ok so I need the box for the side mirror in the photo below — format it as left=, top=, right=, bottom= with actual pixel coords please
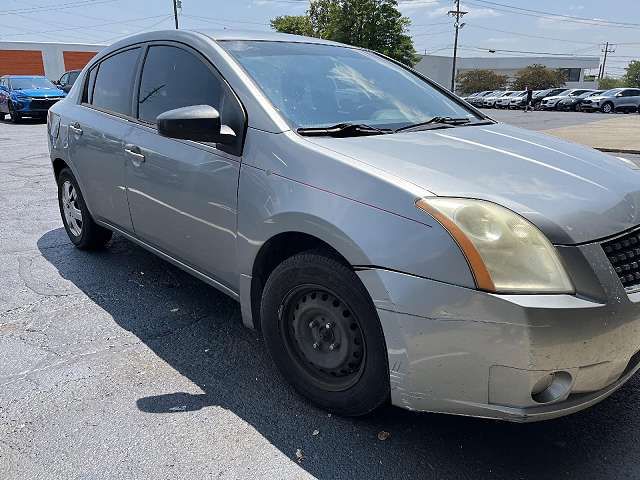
left=157, top=105, right=236, bottom=144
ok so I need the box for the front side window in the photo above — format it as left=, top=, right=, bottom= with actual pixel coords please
left=59, top=73, right=69, bottom=85
left=68, top=71, right=80, bottom=85
left=138, top=45, right=223, bottom=123
left=10, top=77, right=56, bottom=90
left=222, top=41, right=479, bottom=130
left=137, top=45, right=245, bottom=152
left=91, top=47, right=141, bottom=116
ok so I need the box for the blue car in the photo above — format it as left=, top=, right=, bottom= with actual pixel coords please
left=0, top=75, right=66, bottom=123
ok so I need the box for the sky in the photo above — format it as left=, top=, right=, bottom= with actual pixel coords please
left=1, top=0, right=639, bottom=78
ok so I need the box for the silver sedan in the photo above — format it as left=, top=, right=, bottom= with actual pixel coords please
left=47, top=30, right=640, bottom=422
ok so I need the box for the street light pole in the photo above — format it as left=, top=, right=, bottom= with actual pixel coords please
left=448, top=0, right=467, bottom=93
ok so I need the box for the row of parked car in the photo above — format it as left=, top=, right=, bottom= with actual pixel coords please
left=0, top=70, right=80, bottom=122
left=464, top=87, right=640, bottom=113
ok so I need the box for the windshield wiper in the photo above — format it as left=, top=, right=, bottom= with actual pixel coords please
left=394, top=116, right=474, bottom=133
left=297, top=123, right=393, bottom=138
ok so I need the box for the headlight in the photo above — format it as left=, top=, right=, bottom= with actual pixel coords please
left=416, top=198, right=574, bottom=293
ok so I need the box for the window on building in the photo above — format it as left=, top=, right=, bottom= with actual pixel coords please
left=560, top=68, right=581, bottom=82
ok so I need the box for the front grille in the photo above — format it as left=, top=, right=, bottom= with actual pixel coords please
left=602, top=229, right=640, bottom=290
left=29, top=98, right=61, bottom=110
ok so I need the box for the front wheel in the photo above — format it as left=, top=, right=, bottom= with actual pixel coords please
left=57, top=168, right=112, bottom=249
left=601, top=102, right=614, bottom=114
left=8, top=102, right=21, bottom=123
left=260, top=251, right=389, bottom=416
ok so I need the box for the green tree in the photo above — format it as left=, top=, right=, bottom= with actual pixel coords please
left=512, top=64, right=567, bottom=90
left=456, top=69, right=508, bottom=94
left=623, top=60, right=640, bottom=87
left=599, top=76, right=623, bottom=90
left=270, top=15, right=314, bottom=37
left=271, top=0, right=420, bottom=66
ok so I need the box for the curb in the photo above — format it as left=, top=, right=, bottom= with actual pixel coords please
left=595, top=148, right=640, bottom=155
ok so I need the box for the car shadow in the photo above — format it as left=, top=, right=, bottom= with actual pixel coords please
left=38, top=228, right=640, bottom=479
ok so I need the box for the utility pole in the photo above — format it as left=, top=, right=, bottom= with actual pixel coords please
left=599, top=42, right=615, bottom=80
left=448, top=0, right=467, bottom=92
left=173, top=0, right=180, bottom=29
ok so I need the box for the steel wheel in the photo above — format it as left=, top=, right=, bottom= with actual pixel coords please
left=61, top=180, right=83, bottom=237
left=279, top=285, right=366, bottom=392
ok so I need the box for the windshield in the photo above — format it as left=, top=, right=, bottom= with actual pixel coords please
left=10, top=77, right=56, bottom=90
left=222, top=41, right=479, bottom=130
left=601, top=88, right=623, bottom=96
left=578, top=91, right=596, bottom=98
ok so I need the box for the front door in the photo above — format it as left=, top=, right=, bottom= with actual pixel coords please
left=124, top=44, right=245, bottom=290
left=67, top=47, right=142, bottom=231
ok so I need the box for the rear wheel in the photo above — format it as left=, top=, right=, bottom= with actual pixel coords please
left=601, top=102, right=614, bottom=113
left=261, top=251, right=389, bottom=416
left=57, top=168, right=112, bottom=249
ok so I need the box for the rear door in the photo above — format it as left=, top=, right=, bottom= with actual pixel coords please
left=124, top=43, right=246, bottom=290
left=67, top=47, right=142, bottom=231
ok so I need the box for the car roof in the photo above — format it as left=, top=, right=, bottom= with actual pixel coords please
left=107, top=29, right=346, bottom=52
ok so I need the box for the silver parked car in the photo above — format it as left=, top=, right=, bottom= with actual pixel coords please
left=48, top=30, right=640, bottom=422
left=580, top=87, right=640, bottom=113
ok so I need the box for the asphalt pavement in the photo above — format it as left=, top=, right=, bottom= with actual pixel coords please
left=2, top=117, right=640, bottom=480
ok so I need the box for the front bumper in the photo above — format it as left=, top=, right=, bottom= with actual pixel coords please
left=13, top=97, right=62, bottom=114
left=358, top=243, right=640, bottom=422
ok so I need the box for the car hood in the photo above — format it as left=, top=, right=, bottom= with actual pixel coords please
left=12, top=88, right=65, bottom=98
left=305, top=123, right=640, bottom=244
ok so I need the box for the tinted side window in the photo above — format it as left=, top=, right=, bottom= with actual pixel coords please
left=138, top=45, right=222, bottom=123
left=91, top=48, right=141, bottom=116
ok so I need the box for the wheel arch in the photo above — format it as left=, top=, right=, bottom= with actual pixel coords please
left=52, top=157, right=69, bottom=179
left=248, top=230, right=357, bottom=332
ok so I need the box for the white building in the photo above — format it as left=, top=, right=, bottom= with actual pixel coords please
left=414, top=54, right=600, bottom=91
left=0, top=41, right=106, bottom=81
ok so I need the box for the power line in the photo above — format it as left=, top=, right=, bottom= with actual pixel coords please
left=468, top=0, right=640, bottom=29
left=0, top=0, right=117, bottom=16
left=459, top=45, right=595, bottom=57
left=0, top=14, right=171, bottom=39
left=464, top=24, right=600, bottom=46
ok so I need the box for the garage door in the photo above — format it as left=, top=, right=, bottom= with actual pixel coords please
left=0, top=50, right=45, bottom=76
left=63, top=51, right=97, bottom=71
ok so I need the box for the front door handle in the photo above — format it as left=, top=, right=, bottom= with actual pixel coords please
left=124, top=144, right=145, bottom=164
left=69, top=122, right=83, bottom=136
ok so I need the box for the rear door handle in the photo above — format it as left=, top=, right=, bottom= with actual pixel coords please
left=124, top=144, right=145, bottom=164
left=69, top=122, right=83, bottom=136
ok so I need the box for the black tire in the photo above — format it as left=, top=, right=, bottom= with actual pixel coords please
left=57, top=168, right=112, bottom=249
left=260, top=251, right=389, bottom=416
left=601, top=102, right=614, bottom=114
left=8, top=101, right=21, bottom=123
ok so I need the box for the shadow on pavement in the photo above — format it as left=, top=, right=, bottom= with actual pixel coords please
left=38, top=227, right=640, bottom=479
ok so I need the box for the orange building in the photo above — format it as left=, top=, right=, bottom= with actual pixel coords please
left=0, top=41, right=105, bottom=82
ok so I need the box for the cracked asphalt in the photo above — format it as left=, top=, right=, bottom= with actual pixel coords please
left=2, top=117, right=640, bottom=480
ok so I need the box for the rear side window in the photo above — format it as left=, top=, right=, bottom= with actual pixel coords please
left=137, top=45, right=223, bottom=123
left=91, top=47, right=141, bottom=116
